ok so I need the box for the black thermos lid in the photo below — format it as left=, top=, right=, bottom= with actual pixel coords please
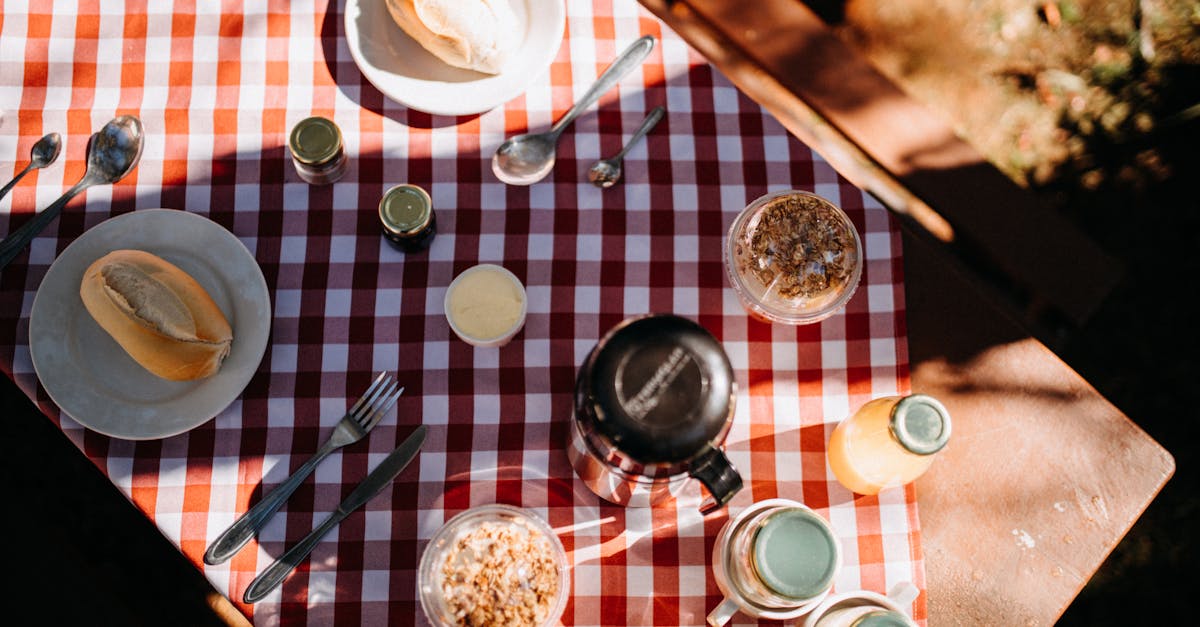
left=578, top=314, right=736, bottom=465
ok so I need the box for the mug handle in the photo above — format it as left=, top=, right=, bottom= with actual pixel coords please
left=692, top=448, right=744, bottom=514
left=707, top=597, right=741, bottom=627
left=888, top=581, right=920, bottom=606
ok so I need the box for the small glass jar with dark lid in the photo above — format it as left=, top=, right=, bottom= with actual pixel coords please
left=289, top=116, right=348, bottom=185
left=379, top=184, right=437, bottom=253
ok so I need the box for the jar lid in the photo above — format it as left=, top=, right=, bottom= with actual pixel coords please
left=889, top=394, right=951, bottom=455
left=580, top=315, right=735, bottom=464
left=380, top=184, right=433, bottom=236
left=289, top=116, right=342, bottom=165
left=852, top=610, right=916, bottom=627
left=751, top=508, right=839, bottom=600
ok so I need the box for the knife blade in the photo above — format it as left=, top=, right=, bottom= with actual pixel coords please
left=243, top=424, right=427, bottom=604
left=338, top=423, right=427, bottom=514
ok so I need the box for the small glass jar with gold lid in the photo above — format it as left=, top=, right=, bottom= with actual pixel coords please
left=379, top=184, right=437, bottom=253
left=288, top=116, right=348, bottom=185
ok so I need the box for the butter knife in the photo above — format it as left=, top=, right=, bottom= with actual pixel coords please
left=243, top=424, right=427, bottom=604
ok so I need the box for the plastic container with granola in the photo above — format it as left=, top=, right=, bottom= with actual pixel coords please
left=725, top=190, right=863, bottom=324
left=418, top=504, right=570, bottom=627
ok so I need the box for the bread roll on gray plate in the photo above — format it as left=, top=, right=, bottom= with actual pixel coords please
left=79, top=249, right=233, bottom=381
left=385, top=0, right=520, bottom=75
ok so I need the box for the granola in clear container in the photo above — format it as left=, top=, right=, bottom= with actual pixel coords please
left=419, top=504, right=569, bottom=627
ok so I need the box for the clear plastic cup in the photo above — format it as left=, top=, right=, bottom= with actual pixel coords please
left=443, top=264, right=528, bottom=347
left=725, top=190, right=863, bottom=324
left=418, top=504, right=570, bottom=627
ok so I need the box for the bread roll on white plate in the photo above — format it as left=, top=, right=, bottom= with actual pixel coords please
left=79, top=249, right=233, bottom=381
left=385, top=0, right=521, bottom=74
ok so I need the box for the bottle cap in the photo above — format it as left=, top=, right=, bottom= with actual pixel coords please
left=852, top=610, right=916, bottom=627
left=289, top=117, right=342, bottom=165
left=379, top=184, right=433, bottom=237
left=889, top=394, right=951, bottom=455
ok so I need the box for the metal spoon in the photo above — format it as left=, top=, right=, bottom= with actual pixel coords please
left=588, top=105, right=665, bottom=188
left=492, top=35, right=655, bottom=186
left=0, top=133, right=62, bottom=203
left=0, top=115, right=143, bottom=270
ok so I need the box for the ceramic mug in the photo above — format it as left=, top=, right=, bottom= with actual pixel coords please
left=802, top=582, right=920, bottom=627
left=707, top=498, right=841, bottom=626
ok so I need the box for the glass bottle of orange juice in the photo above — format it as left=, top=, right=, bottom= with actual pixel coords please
left=827, top=395, right=951, bottom=495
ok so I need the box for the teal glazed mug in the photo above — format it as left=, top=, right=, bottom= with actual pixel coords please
left=708, top=498, right=842, bottom=626
left=802, top=582, right=920, bottom=627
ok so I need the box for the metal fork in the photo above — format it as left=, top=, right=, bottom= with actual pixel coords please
left=203, top=372, right=404, bottom=565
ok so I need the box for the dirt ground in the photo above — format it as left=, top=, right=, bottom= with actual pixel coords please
left=815, top=0, right=1199, bottom=622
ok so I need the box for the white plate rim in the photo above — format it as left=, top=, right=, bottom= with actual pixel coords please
left=344, top=0, right=567, bottom=116
left=28, top=209, right=271, bottom=440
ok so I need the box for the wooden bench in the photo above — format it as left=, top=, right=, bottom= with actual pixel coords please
left=639, top=0, right=1174, bottom=623
left=644, top=0, right=1123, bottom=344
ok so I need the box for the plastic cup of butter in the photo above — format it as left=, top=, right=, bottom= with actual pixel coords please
left=444, top=263, right=528, bottom=348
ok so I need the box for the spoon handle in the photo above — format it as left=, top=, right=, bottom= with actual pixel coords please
left=551, top=35, right=656, bottom=135
left=614, top=105, right=666, bottom=161
left=0, top=176, right=93, bottom=270
left=0, top=164, right=35, bottom=204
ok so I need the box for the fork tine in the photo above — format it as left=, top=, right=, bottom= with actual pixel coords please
left=353, top=379, right=398, bottom=425
left=348, top=372, right=391, bottom=418
left=361, top=386, right=404, bottom=432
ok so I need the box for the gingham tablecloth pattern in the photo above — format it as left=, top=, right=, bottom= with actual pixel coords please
left=0, top=0, right=925, bottom=624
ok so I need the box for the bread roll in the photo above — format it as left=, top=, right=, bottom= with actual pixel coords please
left=80, top=249, right=233, bottom=381
left=385, top=0, right=520, bottom=74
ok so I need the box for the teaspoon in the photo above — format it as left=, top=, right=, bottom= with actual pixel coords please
left=0, top=133, right=62, bottom=203
left=0, top=115, right=143, bottom=270
left=492, top=35, right=655, bottom=185
left=587, top=105, right=665, bottom=188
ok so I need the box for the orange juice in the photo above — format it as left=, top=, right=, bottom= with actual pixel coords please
left=827, top=395, right=951, bottom=495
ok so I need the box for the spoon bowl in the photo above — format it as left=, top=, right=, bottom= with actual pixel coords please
left=86, top=115, right=145, bottom=185
left=587, top=159, right=622, bottom=189
left=0, top=132, right=63, bottom=203
left=0, top=115, right=144, bottom=270
left=492, top=132, right=560, bottom=185
left=30, top=133, right=63, bottom=170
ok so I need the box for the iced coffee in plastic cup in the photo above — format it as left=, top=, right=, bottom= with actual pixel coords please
left=725, top=190, right=862, bottom=325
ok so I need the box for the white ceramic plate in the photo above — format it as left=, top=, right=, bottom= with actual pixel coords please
left=29, top=209, right=271, bottom=440
left=344, top=0, right=566, bottom=116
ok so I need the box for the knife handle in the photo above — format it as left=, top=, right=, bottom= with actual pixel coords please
left=243, top=508, right=348, bottom=604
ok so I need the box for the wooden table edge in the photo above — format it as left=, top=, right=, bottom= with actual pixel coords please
left=639, top=0, right=1122, bottom=342
left=637, top=0, right=1175, bottom=623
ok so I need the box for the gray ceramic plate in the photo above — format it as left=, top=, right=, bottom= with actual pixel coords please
left=29, top=209, right=271, bottom=440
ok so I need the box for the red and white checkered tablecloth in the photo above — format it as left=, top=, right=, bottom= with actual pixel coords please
left=0, top=0, right=925, bottom=624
